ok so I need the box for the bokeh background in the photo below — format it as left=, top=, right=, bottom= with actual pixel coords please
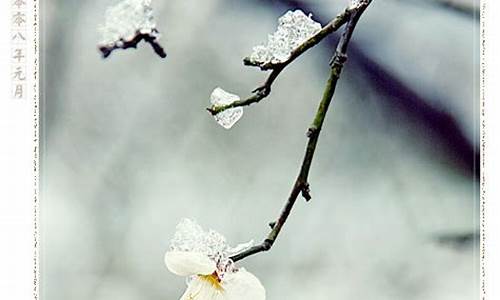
left=41, top=0, right=480, bottom=299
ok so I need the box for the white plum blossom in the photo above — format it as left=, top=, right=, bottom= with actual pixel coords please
left=98, top=0, right=161, bottom=52
left=209, top=88, right=244, bottom=129
left=248, top=9, right=322, bottom=66
left=165, top=219, right=265, bottom=300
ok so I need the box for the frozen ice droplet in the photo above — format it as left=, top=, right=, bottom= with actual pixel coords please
left=248, top=9, right=322, bottom=66
left=210, top=88, right=243, bottom=129
left=99, top=0, right=159, bottom=47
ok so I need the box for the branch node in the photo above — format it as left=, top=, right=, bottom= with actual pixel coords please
left=243, top=56, right=286, bottom=71
left=243, top=56, right=259, bottom=67
left=262, top=239, right=273, bottom=250
left=206, top=107, right=217, bottom=115
left=252, top=85, right=271, bottom=95
left=307, top=126, right=319, bottom=138
left=301, top=183, right=312, bottom=201
left=329, top=52, right=348, bottom=68
left=269, top=221, right=276, bottom=229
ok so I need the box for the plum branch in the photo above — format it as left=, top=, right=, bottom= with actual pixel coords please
left=99, top=29, right=166, bottom=58
left=230, top=0, right=372, bottom=262
left=97, top=0, right=167, bottom=59
left=207, top=6, right=356, bottom=115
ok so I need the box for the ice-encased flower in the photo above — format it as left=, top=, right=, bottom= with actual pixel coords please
left=165, top=219, right=264, bottom=300
left=99, top=0, right=159, bottom=47
left=209, top=88, right=244, bottom=129
left=248, top=9, right=322, bottom=65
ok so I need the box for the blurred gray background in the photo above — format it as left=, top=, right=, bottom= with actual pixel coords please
left=41, top=0, right=480, bottom=299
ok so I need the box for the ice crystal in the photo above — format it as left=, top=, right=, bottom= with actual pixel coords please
left=169, top=219, right=254, bottom=278
left=351, top=0, right=368, bottom=7
left=99, top=0, right=158, bottom=47
left=209, top=88, right=244, bottom=129
left=248, top=10, right=322, bottom=66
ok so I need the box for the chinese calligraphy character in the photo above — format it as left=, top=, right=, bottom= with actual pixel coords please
left=13, top=49, right=25, bottom=63
left=12, top=11, right=26, bottom=27
left=13, top=84, right=24, bottom=99
left=12, top=31, right=26, bottom=42
left=13, top=66, right=26, bottom=81
left=12, top=0, right=26, bottom=9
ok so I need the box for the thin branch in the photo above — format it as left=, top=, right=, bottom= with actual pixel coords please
left=98, top=29, right=167, bottom=59
left=230, top=1, right=372, bottom=263
left=207, top=6, right=355, bottom=115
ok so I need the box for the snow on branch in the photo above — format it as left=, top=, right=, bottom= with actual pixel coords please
left=246, top=10, right=322, bottom=67
left=206, top=6, right=356, bottom=127
left=98, top=0, right=166, bottom=58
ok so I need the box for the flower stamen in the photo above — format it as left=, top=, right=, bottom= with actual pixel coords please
left=199, top=273, right=224, bottom=291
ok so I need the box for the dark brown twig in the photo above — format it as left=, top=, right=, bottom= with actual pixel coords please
left=98, top=29, right=167, bottom=59
left=230, top=1, right=372, bottom=262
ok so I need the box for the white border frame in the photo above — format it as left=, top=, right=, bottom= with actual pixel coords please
left=482, top=1, right=500, bottom=300
left=0, top=0, right=39, bottom=299
left=0, top=1, right=497, bottom=299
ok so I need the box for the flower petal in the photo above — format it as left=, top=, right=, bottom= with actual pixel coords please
left=180, top=275, right=225, bottom=300
left=165, top=251, right=216, bottom=276
left=175, top=268, right=265, bottom=300
left=223, top=269, right=266, bottom=300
